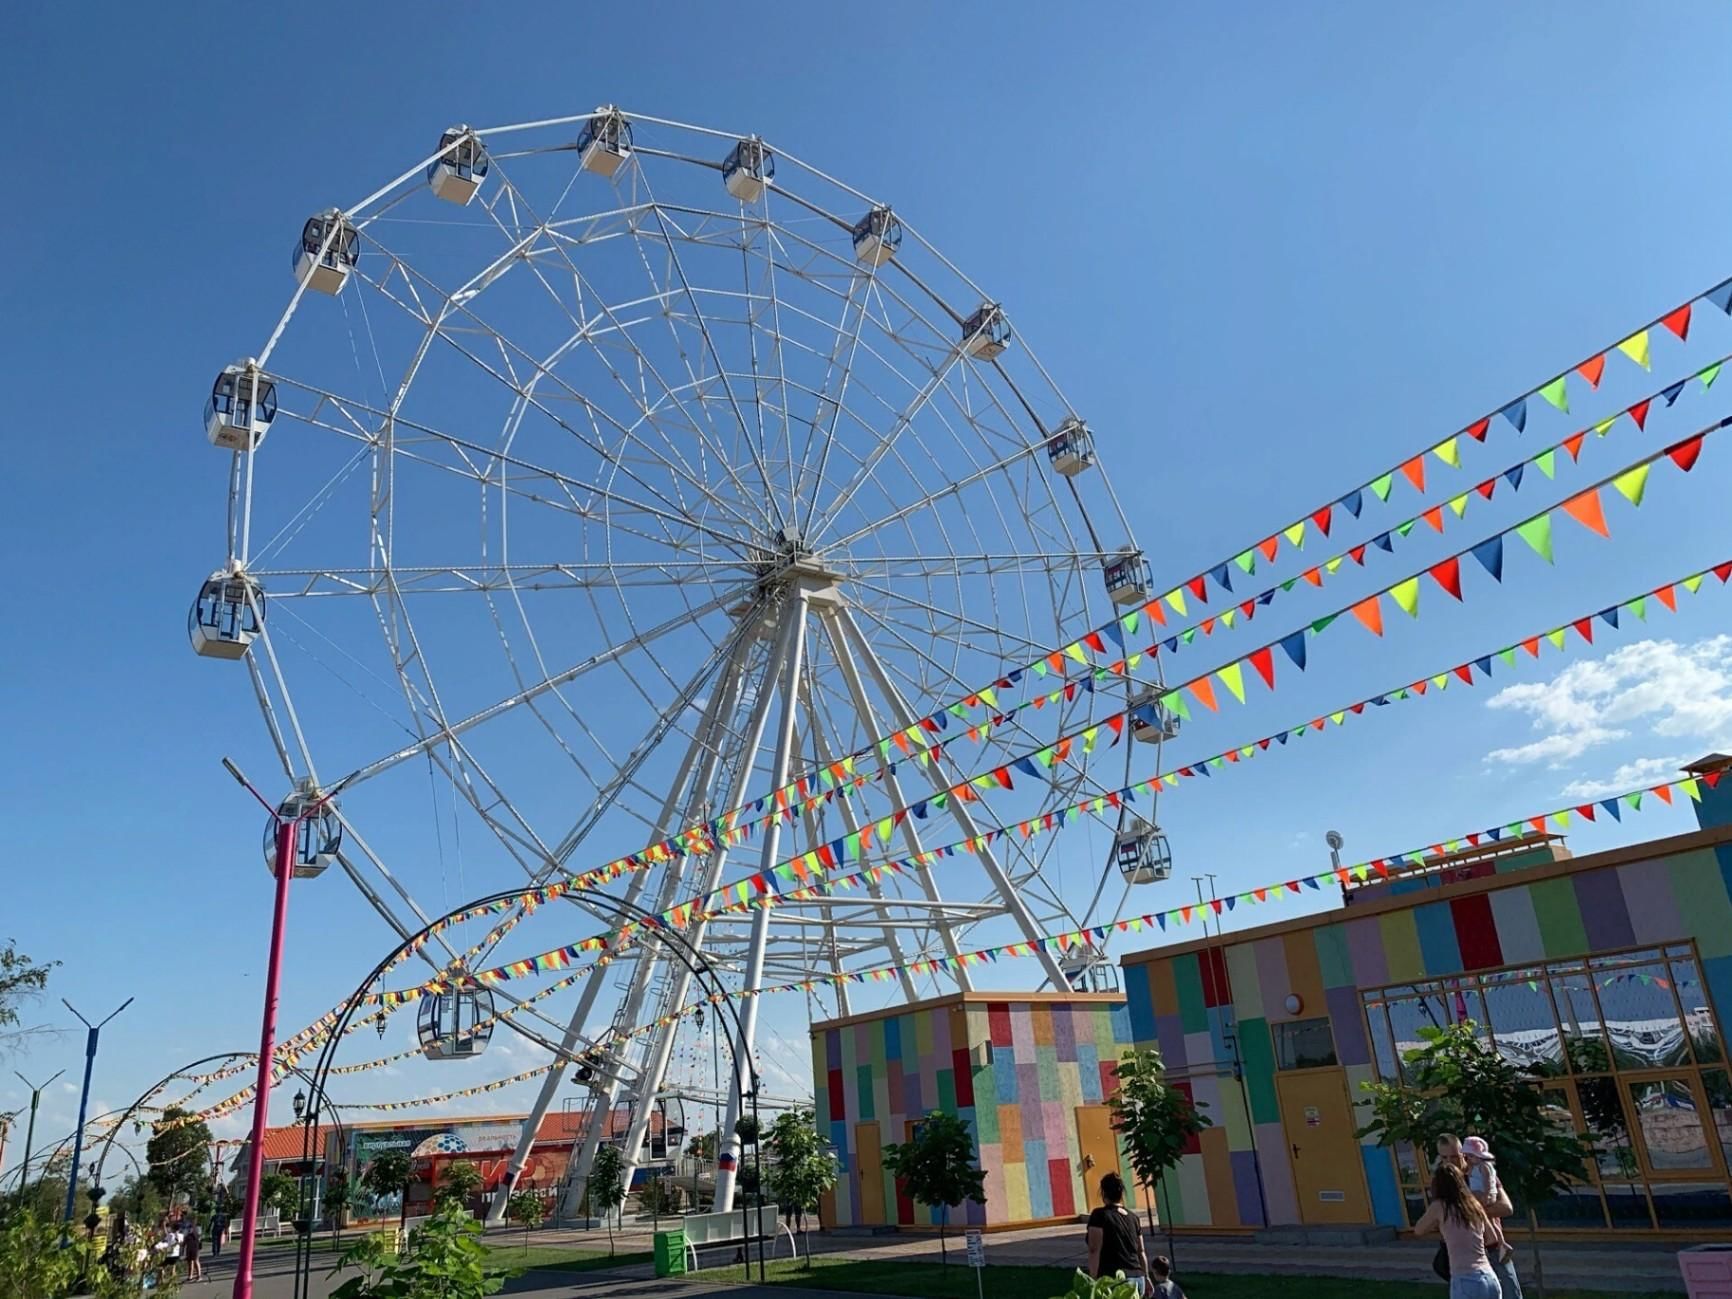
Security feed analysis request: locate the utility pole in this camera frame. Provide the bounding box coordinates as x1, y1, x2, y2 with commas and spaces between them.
60, 997, 134, 1242
12, 1070, 64, 1197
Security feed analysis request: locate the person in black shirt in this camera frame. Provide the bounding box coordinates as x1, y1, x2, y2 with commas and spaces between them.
1086, 1172, 1150, 1294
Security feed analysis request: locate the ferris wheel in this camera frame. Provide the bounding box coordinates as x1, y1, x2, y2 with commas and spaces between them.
191, 107, 1171, 1213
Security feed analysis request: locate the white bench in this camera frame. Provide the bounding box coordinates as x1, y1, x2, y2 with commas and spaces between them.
678, 1202, 796, 1271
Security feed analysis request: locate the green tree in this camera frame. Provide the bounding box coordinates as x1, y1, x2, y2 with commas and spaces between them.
434, 1161, 482, 1214
686, 1131, 716, 1161
0, 1209, 79, 1299
258, 1171, 301, 1222
1051, 1269, 1142, 1299
636, 1176, 681, 1217
145, 1109, 213, 1204
733, 1115, 760, 1146
764, 1109, 837, 1265
329, 1202, 514, 1299
0, 940, 57, 1058
503, 1191, 544, 1249
586, 1146, 626, 1256
1357, 1021, 1593, 1299
881, 1112, 985, 1265
1107, 1046, 1210, 1258
363, 1151, 415, 1232
324, 1167, 356, 1232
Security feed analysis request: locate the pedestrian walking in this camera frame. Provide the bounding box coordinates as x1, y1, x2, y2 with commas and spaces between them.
1414, 1163, 1502, 1299
1086, 1172, 1151, 1296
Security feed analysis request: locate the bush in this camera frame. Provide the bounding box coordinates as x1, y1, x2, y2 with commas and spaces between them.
330, 1204, 514, 1299
636, 1177, 681, 1217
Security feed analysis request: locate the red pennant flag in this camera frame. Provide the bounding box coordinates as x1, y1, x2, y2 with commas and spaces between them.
1311, 505, 1333, 536
1106, 714, 1125, 736
1084, 630, 1107, 655
1467, 833, 1481, 846
1428, 555, 1463, 600
1210, 899, 1224, 915
1576, 354, 1606, 387
1248, 645, 1276, 690
1714, 562, 1732, 583
1188, 677, 1219, 712
1652, 784, 1674, 805
1706, 770, 1725, 788
1422, 505, 1445, 533
1522, 637, 1541, 657
1401, 456, 1426, 491
1654, 584, 1678, 612
1474, 479, 1497, 500
1560, 489, 1610, 538
1575, 804, 1597, 822
1667, 434, 1705, 473
1561, 431, 1586, 461
1465, 417, 1490, 442
1374, 860, 1391, 877
1350, 701, 1365, 714
1259, 535, 1281, 561
1239, 599, 1256, 620
1349, 595, 1384, 636
1573, 618, 1594, 643
1660, 303, 1692, 340
1453, 664, 1474, 684
1349, 544, 1368, 564
1186, 575, 1208, 601
1258, 737, 1271, 751
1629, 398, 1651, 430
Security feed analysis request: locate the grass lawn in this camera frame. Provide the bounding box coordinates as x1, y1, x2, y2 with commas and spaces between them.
482, 1239, 651, 1273
690, 1256, 1682, 1299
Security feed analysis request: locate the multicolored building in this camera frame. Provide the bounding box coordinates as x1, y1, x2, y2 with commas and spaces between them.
811, 992, 1137, 1229
1121, 755, 1732, 1237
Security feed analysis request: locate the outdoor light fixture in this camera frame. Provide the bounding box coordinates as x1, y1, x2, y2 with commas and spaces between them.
292, 1091, 306, 1121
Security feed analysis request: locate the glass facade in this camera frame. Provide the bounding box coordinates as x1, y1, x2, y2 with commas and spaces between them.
1361, 943, 1732, 1230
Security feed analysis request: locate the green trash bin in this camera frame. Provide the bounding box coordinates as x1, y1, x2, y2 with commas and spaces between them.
653, 1228, 688, 1278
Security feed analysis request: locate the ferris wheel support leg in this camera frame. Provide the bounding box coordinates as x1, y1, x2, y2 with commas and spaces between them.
486, 652, 750, 1225
835, 607, 1073, 991
714, 593, 810, 1215
820, 609, 974, 993
551, 607, 792, 1223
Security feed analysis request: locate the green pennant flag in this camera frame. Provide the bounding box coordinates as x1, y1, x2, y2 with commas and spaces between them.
1182, 628, 1197, 645
1121, 610, 1140, 636
1611, 464, 1651, 507
1032, 660, 1048, 676
1516, 514, 1555, 562
1533, 449, 1557, 479
1498, 647, 1517, 667
1397, 519, 1417, 538
1392, 687, 1408, 701
1284, 521, 1307, 547
1234, 550, 1256, 574
1217, 661, 1247, 704
1389, 577, 1421, 617
1208, 756, 1225, 769
1703, 362, 1723, 390
1628, 596, 1647, 620
1448, 493, 1469, 518
1161, 691, 1188, 721
1684, 574, 1706, 594
1536, 376, 1569, 411
1546, 629, 1566, 650
1625, 791, 1643, 810
1369, 472, 1395, 501
1281, 578, 1297, 593
1312, 613, 1338, 633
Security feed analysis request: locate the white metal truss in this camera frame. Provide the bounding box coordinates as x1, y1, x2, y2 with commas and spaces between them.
201, 109, 1174, 1212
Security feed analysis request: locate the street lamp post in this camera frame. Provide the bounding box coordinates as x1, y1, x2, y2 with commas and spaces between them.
60, 999, 133, 1242
12, 1070, 64, 1199
223, 757, 345, 1299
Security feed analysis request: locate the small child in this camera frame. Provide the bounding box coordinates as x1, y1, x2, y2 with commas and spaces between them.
1150, 1255, 1186, 1299
1461, 1135, 1513, 1262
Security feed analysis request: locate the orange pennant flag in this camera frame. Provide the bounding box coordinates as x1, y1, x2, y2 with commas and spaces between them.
1421, 505, 1445, 533
1400, 456, 1426, 491
1348, 595, 1384, 636
1187, 677, 1219, 712
1560, 488, 1609, 538
1654, 584, 1678, 612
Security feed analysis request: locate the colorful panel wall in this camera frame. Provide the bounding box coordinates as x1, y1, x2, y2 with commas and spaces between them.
1122, 835, 1732, 1229
811, 995, 1135, 1228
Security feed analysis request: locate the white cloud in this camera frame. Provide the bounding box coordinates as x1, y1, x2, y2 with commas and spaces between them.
1561, 756, 1689, 802
1484, 637, 1732, 769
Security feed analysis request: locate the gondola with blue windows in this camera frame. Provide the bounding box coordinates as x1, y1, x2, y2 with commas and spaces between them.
292, 211, 359, 295
206, 360, 276, 451
428, 126, 488, 205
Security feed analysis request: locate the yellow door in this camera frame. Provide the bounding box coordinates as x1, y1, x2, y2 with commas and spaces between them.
855, 1122, 885, 1226
1276, 1069, 1371, 1224
1075, 1105, 1121, 1211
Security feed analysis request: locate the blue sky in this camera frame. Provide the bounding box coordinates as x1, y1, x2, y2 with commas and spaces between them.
7, 3, 1732, 1167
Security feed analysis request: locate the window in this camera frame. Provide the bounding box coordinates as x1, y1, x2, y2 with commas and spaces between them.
1272, 1017, 1338, 1070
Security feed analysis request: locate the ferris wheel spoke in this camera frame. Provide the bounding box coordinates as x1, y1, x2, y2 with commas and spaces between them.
474, 164, 770, 535
250, 559, 749, 599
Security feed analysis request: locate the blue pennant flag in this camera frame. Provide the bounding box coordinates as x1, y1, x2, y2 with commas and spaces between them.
1599, 607, 1619, 629
911, 802, 929, 820
1274, 732, 1289, 745
1278, 630, 1308, 670
1103, 620, 1126, 649
1601, 799, 1623, 821
1155, 913, 1167, 930
1707, 279, 1732, 315
1210, 562, 1234, 592
1370, 694, 1389, 706
1258, 590, 1277, 606
1224, 896, 1237, 911
1163, 637, 1179, 654
1006, 669, 1023, 686
1474, 656, 1493, 676
1501, 398, 1528, 433
1470, 535, 1505, 582
1487, 827, 1503, 841
1371, 532, 1394, 553
1340, 488, 1364, 518
1304, 877, 1321, 890
1504, 463, 1525, 491
1013, 757, 1043, 780
1662, 380, 1687, 407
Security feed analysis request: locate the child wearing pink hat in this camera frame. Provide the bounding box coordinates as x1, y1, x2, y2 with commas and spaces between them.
1461, 1136, 1513, 1263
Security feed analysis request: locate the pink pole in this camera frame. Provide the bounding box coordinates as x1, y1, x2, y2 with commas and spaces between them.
233, 817, 299, 1299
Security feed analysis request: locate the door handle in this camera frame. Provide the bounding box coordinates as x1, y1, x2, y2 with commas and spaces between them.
1291, 1144, 1300, 1161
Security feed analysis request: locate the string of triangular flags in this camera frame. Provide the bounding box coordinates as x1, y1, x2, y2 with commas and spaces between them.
423, 369, 1732, 936
362, 550, 1732, 1007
